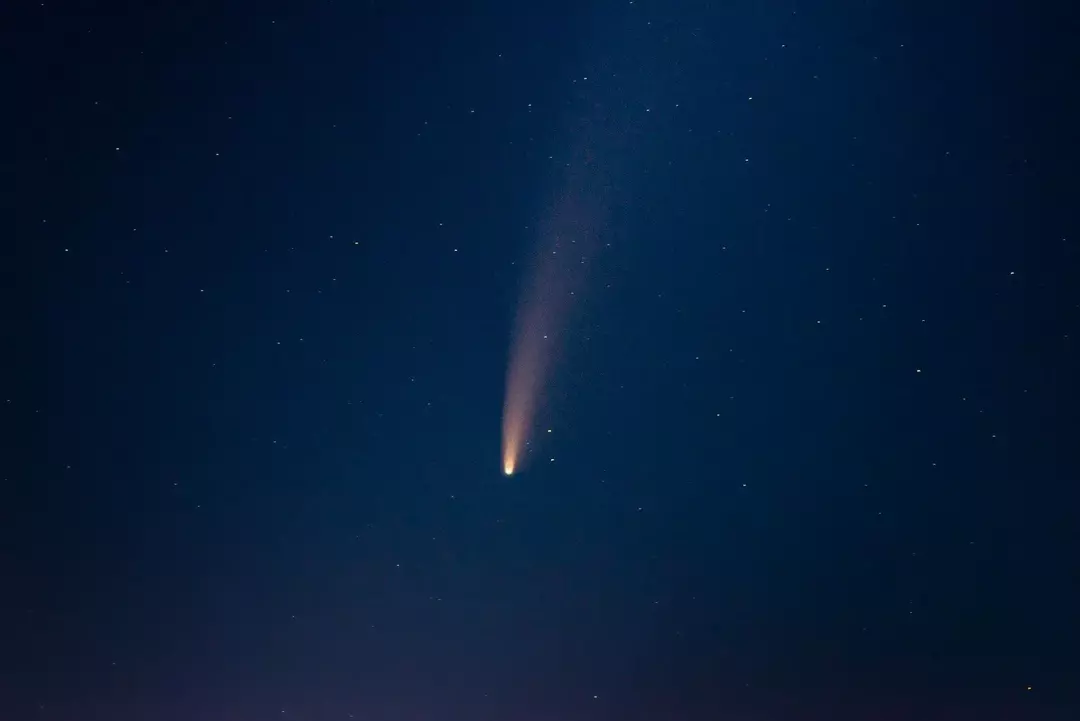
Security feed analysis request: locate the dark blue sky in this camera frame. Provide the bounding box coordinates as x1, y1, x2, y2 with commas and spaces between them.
6, 1, 1078, 719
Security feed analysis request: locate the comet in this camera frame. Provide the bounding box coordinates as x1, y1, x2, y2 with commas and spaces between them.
501, 136, 613, 477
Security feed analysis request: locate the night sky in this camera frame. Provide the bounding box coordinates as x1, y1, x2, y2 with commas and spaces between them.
6, 1, 1079, 719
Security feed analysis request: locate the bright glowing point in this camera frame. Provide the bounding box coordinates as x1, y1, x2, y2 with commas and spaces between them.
503, 460, 514, 477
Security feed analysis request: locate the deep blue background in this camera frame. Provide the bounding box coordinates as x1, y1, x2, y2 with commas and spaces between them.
5, 1, 1078, 719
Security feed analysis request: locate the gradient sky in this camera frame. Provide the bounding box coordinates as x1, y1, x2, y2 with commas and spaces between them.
6, 1, 1079, 720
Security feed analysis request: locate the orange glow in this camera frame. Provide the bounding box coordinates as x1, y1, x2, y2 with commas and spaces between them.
501, 266, 552, 479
